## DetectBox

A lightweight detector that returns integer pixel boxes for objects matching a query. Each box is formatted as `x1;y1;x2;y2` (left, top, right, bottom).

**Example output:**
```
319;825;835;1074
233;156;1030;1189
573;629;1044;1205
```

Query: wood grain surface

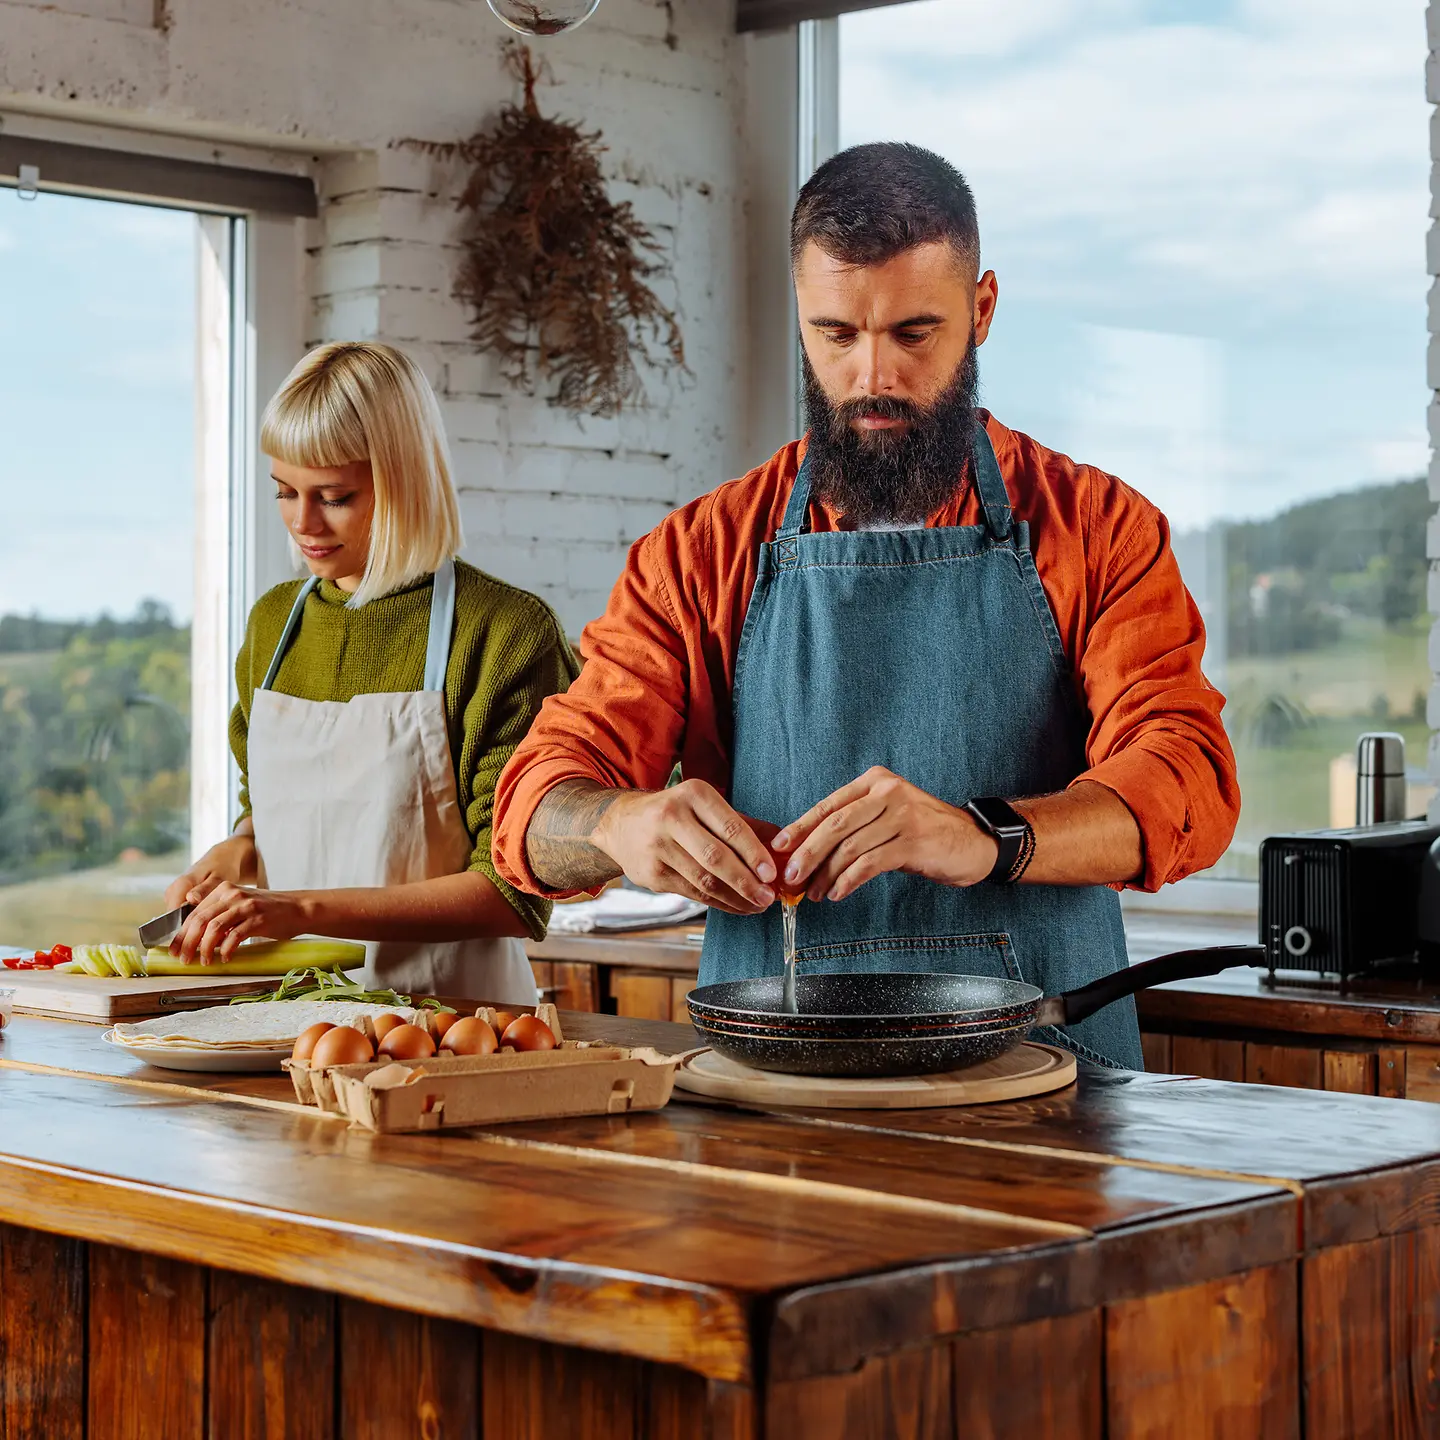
1106;1264;1300;1440
672;1041;1076;1108
0;1222;85;1440
89;1245;206;1440
1136;970;1440;1044
209;1271;335;1440
3;1009;1440;1436
951;1311;1103;1440
1304;1227;1440;1440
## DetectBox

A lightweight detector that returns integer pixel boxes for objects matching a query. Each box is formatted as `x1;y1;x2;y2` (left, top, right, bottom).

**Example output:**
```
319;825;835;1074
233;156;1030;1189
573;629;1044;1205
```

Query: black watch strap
963;797;1034;884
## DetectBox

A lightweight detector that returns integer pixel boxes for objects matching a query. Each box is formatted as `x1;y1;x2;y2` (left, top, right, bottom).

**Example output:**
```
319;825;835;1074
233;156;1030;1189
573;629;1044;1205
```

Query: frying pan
685;945;1266;1077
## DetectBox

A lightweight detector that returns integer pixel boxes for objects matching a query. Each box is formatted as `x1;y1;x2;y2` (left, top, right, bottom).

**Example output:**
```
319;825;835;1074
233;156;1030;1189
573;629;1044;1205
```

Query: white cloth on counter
547;890;706;934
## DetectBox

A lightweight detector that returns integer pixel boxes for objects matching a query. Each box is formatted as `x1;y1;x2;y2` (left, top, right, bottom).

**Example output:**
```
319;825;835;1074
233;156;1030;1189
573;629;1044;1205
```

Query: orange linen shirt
493;413;1239;896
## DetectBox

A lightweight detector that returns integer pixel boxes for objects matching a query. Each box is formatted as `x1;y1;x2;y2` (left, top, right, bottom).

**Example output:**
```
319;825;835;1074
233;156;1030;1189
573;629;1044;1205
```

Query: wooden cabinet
1138;974;1440;1100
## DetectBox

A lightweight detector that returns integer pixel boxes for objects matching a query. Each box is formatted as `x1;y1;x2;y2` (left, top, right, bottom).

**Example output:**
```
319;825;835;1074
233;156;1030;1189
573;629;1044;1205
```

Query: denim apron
701;425;1141;1069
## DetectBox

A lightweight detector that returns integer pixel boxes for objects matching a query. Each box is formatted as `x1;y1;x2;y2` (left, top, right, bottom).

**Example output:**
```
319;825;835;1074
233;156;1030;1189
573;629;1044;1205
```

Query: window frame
0;113;312;855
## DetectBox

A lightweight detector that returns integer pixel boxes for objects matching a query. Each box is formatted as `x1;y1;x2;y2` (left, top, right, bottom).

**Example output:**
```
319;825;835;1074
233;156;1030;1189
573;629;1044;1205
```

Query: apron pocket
795;932;1023;983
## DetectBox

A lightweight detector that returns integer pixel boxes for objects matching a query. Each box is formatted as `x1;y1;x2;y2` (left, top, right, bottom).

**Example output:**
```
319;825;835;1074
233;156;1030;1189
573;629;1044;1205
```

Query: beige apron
247;560;537;1004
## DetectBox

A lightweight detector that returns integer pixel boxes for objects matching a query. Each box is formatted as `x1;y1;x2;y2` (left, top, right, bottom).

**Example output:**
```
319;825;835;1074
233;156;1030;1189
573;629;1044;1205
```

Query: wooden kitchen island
1;1010;1439;1439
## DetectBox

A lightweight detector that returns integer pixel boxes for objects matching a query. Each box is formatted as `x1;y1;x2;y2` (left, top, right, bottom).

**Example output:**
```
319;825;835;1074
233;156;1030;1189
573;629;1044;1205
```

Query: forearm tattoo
525;779;627;890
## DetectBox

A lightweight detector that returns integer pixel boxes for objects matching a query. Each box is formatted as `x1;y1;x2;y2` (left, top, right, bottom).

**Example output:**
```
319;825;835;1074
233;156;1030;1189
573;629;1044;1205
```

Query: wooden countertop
2;1008;1440;1387
1136;967;1440;1043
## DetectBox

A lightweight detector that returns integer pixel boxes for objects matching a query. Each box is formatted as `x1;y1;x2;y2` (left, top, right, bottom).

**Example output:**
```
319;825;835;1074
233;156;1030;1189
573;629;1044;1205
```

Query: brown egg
430;1011;459;1040
371;1013;406;1042
489;1010;519;1035
441;1017;497;1056
377;1023;436;1061
309;1025;374;1069
501;1015;556;1052
292;1021;335;1062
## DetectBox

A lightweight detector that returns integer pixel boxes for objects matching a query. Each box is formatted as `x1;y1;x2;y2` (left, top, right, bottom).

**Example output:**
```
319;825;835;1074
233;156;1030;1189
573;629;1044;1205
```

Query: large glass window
839;0;1430;878
0;191;202;944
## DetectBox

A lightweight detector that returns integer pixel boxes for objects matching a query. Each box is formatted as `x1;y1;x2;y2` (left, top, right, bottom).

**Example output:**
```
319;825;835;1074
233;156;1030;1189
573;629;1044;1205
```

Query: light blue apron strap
258;577;321;692
423;558;457;693
777;450;815;540
971;422;1014;542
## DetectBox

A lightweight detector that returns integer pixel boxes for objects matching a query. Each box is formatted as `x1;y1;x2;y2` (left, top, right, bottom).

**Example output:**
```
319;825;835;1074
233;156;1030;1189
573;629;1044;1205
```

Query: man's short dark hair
790;142;979;277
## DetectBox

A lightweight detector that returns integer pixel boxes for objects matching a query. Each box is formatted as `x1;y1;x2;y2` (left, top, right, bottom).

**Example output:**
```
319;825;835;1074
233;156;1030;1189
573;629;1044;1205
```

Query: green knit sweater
230;560;578;940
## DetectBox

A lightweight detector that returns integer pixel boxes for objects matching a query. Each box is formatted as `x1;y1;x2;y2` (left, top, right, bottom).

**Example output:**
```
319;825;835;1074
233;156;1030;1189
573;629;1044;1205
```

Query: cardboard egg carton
284;1002;683;1132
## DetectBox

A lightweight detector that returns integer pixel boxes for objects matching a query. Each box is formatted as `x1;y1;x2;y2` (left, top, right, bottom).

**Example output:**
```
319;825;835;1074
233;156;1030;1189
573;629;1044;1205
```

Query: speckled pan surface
688;1015;1029;1077
687;972;1042;1029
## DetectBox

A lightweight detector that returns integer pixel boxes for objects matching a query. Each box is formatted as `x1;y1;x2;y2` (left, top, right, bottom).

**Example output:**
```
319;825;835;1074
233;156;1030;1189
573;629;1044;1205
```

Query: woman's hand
164;825;260;911
172;884;312;965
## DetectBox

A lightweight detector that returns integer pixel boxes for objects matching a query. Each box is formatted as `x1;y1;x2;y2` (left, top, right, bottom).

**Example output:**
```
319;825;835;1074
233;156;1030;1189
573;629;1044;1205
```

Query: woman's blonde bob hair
260;341;463;608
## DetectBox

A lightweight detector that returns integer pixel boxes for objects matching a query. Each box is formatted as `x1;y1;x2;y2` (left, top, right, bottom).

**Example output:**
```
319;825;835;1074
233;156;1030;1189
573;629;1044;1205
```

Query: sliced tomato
50;944;72;963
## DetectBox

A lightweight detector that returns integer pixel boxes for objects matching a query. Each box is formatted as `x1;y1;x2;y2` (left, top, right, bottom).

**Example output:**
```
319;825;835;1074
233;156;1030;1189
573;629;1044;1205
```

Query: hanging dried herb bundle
403;43;684;416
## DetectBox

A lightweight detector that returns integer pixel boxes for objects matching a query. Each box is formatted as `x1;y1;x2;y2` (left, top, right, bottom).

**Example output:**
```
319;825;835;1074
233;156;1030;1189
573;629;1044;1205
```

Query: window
837;0;1431;880
0;189;242;947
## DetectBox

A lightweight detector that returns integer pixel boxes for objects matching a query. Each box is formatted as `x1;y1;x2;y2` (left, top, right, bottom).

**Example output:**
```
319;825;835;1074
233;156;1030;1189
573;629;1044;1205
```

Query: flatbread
112;1001;420;1051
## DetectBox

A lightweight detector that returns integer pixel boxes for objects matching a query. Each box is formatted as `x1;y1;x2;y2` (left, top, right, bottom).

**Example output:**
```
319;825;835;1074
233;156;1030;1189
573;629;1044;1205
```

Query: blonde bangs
260;342;464;608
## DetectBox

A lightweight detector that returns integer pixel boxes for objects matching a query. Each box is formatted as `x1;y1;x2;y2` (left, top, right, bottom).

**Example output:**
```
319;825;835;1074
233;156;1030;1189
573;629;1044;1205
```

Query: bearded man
491;141;1239;1069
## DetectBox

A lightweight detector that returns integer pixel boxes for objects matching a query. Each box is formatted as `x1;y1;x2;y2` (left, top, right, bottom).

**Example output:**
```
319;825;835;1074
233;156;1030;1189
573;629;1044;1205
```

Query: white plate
101;1030;290;1073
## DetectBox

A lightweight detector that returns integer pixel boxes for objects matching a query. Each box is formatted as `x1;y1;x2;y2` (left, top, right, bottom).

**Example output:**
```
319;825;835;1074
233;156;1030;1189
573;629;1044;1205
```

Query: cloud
840;0;1428;313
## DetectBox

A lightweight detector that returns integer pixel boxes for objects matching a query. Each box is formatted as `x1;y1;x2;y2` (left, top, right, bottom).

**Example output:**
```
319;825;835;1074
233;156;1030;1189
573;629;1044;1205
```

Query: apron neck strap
423;558;458;693
259;577;320;692
777;449;814;540
972;422;1013;542
779;422;1012;542
257;560;458;694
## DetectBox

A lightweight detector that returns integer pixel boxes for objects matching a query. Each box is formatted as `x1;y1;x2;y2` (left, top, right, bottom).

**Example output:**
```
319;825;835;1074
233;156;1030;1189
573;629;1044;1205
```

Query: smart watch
962;797;1035;885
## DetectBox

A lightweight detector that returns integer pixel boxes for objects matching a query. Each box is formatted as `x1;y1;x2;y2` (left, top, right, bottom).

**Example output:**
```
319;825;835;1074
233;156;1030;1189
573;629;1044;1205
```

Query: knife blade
137;904;194;950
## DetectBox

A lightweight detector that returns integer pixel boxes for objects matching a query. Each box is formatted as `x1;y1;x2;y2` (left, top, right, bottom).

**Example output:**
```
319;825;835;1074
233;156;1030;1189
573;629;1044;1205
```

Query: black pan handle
1035;945;1267;1028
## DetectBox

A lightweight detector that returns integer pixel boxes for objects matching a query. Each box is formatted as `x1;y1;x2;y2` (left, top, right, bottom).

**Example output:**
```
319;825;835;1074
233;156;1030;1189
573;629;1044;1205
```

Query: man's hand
775;767;997;902
172;883;311;965
526;778;779;913
592;780;778;914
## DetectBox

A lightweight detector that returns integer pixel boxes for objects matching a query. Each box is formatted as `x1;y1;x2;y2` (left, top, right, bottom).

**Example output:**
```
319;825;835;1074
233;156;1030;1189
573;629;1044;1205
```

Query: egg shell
431;1011;459;1040
371;1013;407;1043
292;1021;336;1062
746;815;805;904
309;1025;374;1068
441;1016;497;1056
377;1023;436;1060
501;1015;556;1052
488;1010;519;1036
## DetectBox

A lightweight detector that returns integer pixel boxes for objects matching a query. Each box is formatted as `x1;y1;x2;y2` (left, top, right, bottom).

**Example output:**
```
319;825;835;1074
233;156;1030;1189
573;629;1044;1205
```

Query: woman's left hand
172;884;312;964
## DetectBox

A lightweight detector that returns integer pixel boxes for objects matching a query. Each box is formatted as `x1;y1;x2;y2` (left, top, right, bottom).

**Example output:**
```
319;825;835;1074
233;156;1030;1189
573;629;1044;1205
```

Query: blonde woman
164;342;577;1002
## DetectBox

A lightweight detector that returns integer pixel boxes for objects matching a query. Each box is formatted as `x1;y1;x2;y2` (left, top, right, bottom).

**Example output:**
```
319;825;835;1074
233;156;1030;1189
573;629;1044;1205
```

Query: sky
0;1;1426;625
839;0;1431;531
0;191;196;622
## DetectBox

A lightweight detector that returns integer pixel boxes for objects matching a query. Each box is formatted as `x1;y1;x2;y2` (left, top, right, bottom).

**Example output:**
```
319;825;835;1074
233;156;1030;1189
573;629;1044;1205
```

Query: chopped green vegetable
228;966;455;1012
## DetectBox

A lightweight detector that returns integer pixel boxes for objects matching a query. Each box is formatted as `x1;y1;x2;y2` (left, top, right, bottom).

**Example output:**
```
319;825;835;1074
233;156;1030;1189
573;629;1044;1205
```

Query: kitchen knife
137;904;194;950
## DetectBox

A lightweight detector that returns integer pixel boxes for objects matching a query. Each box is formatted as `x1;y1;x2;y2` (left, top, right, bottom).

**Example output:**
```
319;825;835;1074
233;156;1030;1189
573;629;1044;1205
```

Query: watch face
969;797;1027;836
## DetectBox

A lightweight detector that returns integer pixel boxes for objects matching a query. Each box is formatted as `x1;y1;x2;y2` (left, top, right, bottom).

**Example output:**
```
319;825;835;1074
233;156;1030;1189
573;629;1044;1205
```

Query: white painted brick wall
1;0;750;635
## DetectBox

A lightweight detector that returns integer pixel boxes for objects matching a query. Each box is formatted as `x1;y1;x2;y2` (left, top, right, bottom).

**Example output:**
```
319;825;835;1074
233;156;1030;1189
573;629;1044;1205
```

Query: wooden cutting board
2;970;279;1021
673;1041;1077;1110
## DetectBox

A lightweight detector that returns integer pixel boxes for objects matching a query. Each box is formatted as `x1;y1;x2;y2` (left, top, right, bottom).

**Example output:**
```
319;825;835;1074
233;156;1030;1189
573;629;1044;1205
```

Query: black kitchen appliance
1259;819;1440;983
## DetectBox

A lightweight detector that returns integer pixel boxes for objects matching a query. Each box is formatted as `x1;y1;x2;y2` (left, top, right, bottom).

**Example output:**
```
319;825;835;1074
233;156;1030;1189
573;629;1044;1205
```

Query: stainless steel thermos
1356;732;1407;826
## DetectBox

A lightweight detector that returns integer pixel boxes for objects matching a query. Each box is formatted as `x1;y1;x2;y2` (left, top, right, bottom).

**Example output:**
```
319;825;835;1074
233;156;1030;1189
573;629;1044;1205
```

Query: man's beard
801;336;979;529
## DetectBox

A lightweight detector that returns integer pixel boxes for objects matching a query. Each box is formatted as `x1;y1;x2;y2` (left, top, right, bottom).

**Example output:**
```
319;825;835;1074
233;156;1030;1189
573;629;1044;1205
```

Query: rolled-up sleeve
1072;507;1240;890
492;525;693;898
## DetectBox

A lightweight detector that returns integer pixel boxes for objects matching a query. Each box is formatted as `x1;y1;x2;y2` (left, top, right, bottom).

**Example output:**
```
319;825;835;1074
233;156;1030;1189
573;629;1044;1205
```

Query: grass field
0;854;179;949
1214;617;1430;878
